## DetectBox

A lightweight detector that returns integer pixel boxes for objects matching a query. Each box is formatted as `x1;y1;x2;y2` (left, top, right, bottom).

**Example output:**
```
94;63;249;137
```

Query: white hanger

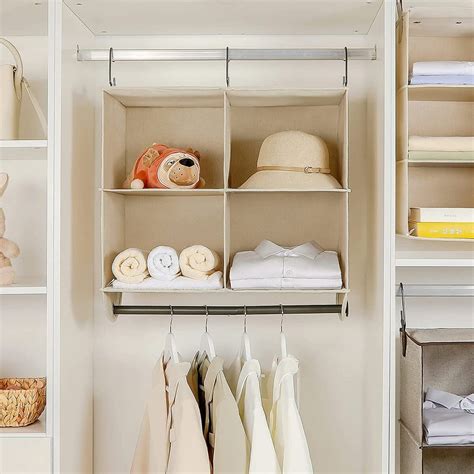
163;305;179;364
240;305;252;362
280;304;288;359
199;305;216;360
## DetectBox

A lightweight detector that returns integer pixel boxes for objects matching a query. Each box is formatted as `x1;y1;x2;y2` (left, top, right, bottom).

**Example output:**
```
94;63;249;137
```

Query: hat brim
239;171;342;190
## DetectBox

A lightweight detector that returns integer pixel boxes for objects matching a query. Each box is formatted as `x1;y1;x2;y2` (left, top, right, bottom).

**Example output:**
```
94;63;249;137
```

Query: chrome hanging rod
396;284;474;298
113;304;343;317
76;47;376;62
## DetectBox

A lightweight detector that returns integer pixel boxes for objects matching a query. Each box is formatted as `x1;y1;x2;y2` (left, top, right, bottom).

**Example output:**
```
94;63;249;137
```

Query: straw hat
240;130;341;190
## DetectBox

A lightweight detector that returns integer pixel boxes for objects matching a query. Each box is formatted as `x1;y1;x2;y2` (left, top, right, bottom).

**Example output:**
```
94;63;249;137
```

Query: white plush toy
0;173;20;285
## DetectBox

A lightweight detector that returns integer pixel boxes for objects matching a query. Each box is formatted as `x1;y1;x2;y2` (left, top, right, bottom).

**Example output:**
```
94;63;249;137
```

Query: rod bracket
343;46;348;87
225;46;230;87
399;283;407;357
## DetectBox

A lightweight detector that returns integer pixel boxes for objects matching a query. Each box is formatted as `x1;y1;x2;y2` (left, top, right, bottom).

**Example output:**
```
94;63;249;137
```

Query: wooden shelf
0;140;47;160
0;278;47;295
102;286;349;294
408;85;474;102
0;417;46;438
101;188;224;196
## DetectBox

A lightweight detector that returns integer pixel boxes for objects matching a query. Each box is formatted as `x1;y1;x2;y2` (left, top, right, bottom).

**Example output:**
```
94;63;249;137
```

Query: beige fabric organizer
101;88;349;306
400;328;474;474
395;12;474;242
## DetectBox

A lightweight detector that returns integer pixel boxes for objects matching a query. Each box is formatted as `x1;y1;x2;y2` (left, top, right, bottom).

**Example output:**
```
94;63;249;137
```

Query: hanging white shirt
230;357;281;474
267;355;313;473
230;240;342;289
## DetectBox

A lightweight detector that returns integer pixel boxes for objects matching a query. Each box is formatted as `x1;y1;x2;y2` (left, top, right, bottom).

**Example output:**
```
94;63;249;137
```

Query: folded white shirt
412;61;474;76
230;240;343;290
425;434;474;446
112;272;223;290
423;388;474;441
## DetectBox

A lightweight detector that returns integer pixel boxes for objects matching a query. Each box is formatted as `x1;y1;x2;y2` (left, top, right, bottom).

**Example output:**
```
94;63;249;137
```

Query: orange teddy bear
123;143;205;189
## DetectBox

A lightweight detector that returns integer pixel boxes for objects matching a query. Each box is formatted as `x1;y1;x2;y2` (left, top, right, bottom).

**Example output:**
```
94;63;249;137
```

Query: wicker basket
0;378;46;427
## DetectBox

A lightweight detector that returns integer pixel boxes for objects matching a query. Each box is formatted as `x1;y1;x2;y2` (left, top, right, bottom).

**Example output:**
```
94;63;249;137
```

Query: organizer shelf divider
101;87;350;315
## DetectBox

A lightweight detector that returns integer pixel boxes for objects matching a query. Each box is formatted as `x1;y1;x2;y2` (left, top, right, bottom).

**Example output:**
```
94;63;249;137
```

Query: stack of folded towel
423;388;474;446
409;136;474;163
410;61;474;85
112;245;222;290
230;240;343;290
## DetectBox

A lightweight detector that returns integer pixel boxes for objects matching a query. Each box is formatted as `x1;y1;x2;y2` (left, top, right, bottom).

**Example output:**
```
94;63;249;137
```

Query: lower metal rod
113;304;342;316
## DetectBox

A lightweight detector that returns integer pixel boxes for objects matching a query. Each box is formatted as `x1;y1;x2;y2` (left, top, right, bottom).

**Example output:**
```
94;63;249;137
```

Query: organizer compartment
227;89;348;190
400;329;474;473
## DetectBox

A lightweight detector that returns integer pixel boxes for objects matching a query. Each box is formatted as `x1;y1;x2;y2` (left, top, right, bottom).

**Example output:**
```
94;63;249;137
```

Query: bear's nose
179;158;194;167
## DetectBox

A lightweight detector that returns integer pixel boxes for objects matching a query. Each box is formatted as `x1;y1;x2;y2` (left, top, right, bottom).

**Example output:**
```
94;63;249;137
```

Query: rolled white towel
147;246;180;281
112;248;148;284
412;61;474;76
179;245;220;280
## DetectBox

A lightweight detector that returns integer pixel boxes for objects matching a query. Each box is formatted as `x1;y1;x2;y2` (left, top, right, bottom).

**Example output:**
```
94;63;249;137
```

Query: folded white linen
112;248;148;284
424;434;474;446
112;271;223;290
231;277;342;290
147;246;180;280
412;61;474;76
179;245;220;280
410;74;474;85
409;136;474;152
230;241;342;282
423;408;474;437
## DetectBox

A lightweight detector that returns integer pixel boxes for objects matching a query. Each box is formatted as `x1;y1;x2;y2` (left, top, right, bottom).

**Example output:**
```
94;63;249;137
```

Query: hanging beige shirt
197;356;249;473
131;356;211;474
267;356;313;473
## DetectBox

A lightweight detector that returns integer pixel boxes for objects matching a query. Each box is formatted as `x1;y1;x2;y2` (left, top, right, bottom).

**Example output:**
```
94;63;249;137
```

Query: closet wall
57;3;390;473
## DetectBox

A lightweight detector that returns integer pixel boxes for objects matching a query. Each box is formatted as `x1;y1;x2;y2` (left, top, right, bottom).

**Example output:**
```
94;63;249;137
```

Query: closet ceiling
0;0;48;36
63;0;383;36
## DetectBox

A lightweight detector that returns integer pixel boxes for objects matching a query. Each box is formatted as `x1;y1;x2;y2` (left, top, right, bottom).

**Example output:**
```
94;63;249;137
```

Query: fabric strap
256;165;331;174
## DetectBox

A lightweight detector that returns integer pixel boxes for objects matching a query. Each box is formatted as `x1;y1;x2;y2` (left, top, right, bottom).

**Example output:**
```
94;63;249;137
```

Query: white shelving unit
101;88;349;309
0;140;48;160
0;277;47;295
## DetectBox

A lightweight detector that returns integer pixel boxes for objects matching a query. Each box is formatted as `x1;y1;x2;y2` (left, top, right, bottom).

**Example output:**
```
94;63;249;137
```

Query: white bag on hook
0;37;47;140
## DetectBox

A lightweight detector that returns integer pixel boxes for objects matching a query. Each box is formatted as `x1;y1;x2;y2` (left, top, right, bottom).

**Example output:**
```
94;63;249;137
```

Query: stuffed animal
0;173;20;286
123;143;205;190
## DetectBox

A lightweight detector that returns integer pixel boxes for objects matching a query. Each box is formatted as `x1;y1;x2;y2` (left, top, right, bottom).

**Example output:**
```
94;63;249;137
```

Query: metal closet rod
76;47;376;62
396;284;474;298
113;304;342;316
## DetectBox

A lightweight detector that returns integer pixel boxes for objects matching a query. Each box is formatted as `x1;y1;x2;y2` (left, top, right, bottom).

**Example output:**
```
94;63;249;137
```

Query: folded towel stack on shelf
423;388;474;446
112;246;222;290
409;208;474;239
408;136;474;163
410;61;474;85
230;240;343;290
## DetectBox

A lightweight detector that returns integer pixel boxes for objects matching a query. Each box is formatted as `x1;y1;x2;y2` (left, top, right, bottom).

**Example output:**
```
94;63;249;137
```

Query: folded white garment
410;74;474;85
147;246;180;280
179;245;220;280
412;61;474;76
423;388;474;439
231;277;342;290
409;136;474;152
230;241;342;290
112;271;223;290
424;434;474;446
112;248;149;284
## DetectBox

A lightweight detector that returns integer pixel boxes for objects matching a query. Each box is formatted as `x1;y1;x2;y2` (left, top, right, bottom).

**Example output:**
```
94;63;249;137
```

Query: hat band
256;165;331;174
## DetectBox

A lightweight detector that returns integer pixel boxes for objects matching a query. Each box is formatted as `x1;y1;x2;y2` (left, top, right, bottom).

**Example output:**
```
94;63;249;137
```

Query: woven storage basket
0;378;46;427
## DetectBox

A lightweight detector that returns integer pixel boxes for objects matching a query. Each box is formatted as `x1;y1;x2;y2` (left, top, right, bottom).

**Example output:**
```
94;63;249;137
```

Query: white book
410;208;474;223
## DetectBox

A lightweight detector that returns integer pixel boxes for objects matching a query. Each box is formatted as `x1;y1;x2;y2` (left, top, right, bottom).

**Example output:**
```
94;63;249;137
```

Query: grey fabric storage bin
400;328;474;473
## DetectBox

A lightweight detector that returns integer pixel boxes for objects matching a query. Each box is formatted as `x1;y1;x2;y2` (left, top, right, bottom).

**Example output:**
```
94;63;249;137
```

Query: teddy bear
123;143;205;190
0;173;20;286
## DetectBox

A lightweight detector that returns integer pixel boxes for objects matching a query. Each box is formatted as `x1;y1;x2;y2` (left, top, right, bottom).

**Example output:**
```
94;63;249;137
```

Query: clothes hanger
280;304;288;359
199;305;216;360
163;305;179;364
240;305;252;362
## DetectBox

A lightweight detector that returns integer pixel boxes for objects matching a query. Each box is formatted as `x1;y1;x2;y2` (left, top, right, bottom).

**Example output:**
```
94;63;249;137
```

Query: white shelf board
0;277;47;295
397;233;474;243
101;188;224;196
102;286;349;295
0;417;46;438
0;140;48;160
227;188;351;193
396;251;474;267
407;85;474;102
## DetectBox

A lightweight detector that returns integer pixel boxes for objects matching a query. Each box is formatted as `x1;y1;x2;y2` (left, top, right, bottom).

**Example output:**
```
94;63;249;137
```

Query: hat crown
257;131;329;168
